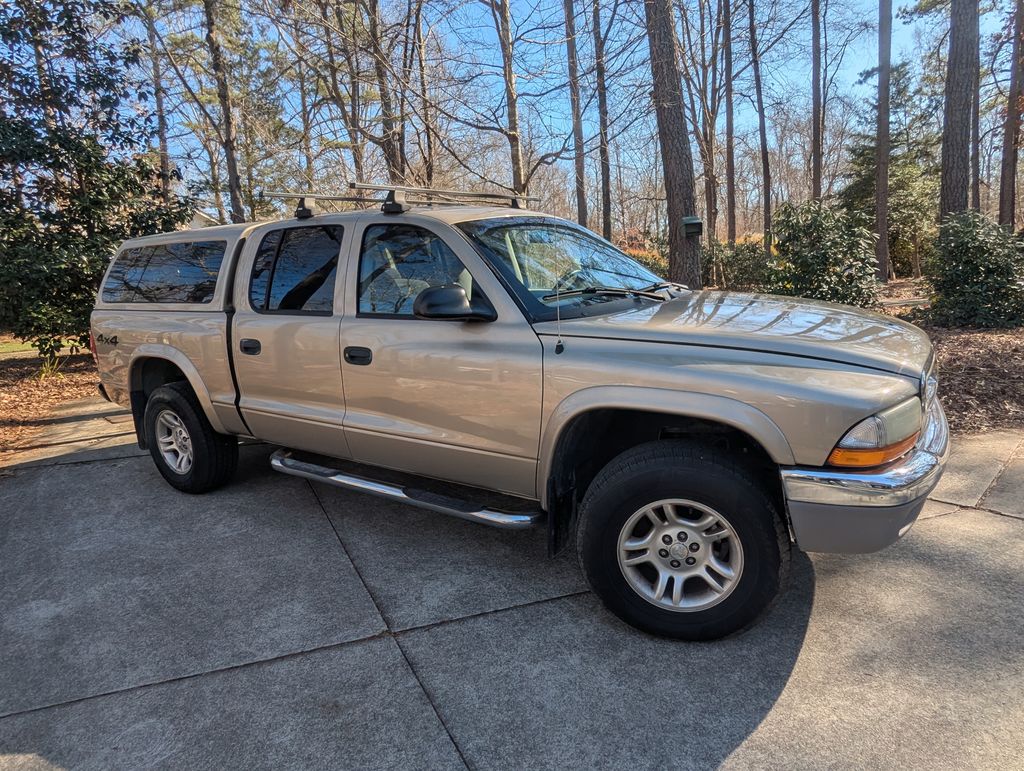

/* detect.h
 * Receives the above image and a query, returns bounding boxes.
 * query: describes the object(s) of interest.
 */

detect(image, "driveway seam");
[0,632,390,722]
[924,497,1024,522]
[307,479,472,770]
[394,589,593,637]
[393,635,473,770]
[0,589,594,723]
[0,450,146,473]
[976,434,1024,513]
[306,480,394,630]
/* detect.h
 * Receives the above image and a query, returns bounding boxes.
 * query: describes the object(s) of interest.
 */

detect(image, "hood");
[535,290,933,378]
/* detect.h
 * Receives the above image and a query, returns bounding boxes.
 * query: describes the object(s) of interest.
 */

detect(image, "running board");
[270,449,543,530]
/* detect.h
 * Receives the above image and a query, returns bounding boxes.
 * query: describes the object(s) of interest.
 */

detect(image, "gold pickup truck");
[90,186,948,640]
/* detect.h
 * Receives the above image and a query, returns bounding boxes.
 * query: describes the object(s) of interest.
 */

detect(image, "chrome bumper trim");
[780,398,949,507]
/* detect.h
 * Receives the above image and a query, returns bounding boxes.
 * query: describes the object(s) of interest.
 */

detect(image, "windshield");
[456,217,664,320]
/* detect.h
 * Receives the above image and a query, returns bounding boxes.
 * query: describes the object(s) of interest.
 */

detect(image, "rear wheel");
[576,441,790,640]
[144,382,238,494]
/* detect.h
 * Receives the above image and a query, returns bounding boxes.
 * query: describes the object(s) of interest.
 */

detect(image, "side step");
[270,449,543,530]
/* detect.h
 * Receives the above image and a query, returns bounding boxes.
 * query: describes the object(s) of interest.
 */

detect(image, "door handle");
[344,346,372,365]
[239,338,261,355]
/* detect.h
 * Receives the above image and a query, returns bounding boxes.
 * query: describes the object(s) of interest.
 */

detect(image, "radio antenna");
[554,265,565,355]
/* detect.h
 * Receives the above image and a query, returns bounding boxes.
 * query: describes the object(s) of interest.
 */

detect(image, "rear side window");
[248,225,343,314]
[101,240,227,304]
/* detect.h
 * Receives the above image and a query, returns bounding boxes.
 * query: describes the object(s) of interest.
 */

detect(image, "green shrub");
[704,240,772,291]
[622,247,668,277]
[767,200,879,307]
[928,211,1024,328]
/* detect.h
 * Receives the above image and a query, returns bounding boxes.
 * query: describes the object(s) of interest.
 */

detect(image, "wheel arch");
[540,387,795,554]
[129,346,226,446]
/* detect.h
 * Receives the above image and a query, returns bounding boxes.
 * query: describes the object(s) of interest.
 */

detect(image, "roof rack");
[349,182,538,214]
[260,191,373,219]
[260,183,539,219]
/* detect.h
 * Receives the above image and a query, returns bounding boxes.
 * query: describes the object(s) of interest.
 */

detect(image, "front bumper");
[780,397,949,553]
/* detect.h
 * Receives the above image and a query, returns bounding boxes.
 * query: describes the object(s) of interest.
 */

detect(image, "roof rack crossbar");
[350,182,539,208]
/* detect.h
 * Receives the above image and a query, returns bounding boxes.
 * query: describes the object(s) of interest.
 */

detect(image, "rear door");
[231,219,355,457]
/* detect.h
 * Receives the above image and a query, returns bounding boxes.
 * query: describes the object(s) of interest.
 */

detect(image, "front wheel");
[143,382,238,494]
[576,441,790,640]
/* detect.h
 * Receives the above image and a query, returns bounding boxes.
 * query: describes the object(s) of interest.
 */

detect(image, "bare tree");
[748,0,772,254]
[876,0,891,280]
[142,6,171,202]
[811,0,822,199]
[1000,0,1024,226]
[365,0,405,182]
[592,0,614,239]
[490,0,526,192]
[940,0,980,218]
[644,0,701,285]
[724,0,736,246]
[202,0,245,223]
[563,0,588,225]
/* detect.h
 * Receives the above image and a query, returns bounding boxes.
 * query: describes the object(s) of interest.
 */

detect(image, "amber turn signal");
[827,432,920,468]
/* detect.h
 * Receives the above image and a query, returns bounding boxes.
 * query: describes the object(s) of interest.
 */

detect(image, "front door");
[339,217,543,499]
[231,221,353,457]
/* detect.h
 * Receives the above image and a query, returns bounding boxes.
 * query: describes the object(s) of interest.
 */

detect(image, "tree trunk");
[876,0,891,281]
[999,0,1024,226]
[748,0,772,255]
[143,8,171,202]
[724,0,736,246]
[295,43,316,184]
[563,0,588,226]
[593,0,613,239]
[811,0,822,200]
[202,0,245,223]
[494,0,526,193]
[204,137,227,224]
[414,0,435,186]
[971,62,981,210]
[939,0,980,218]
[320,2,364,182]
[644,0,701,286]
[366,0,404,182]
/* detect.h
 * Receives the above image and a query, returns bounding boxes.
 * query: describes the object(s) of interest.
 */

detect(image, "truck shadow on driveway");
[0,445,815,769]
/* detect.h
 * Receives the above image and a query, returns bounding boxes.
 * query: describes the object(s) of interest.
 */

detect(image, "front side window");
[357,224,479,316]
[457,217,663,321]
[249,225,343,314]
[101,241,227,304]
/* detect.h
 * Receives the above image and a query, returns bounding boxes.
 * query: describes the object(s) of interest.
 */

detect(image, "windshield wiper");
[542,285,667,302]
[641,281,689,293]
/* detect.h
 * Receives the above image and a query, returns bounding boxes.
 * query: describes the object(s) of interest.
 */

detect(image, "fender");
[129,344,228,436]
[537,385,795,509]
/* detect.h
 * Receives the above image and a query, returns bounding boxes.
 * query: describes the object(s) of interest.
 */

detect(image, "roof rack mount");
[260,191,374,219]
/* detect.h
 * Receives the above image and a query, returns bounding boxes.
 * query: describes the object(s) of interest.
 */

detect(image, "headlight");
[827,397,923,468]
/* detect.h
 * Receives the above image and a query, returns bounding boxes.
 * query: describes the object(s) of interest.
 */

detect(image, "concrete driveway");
[1,397,1022,769]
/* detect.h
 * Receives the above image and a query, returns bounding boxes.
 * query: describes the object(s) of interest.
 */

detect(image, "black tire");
[576,440,790,640]
[143,381,238,494]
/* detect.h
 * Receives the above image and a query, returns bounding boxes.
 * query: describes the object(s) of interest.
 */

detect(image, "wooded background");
[2,0,1023,353]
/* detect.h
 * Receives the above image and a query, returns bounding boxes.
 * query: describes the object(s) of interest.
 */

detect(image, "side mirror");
[413,284,497,322]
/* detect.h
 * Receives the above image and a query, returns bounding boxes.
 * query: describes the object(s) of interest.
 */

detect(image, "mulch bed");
[0,353,99,452]
[874,281,1024,432]
[921,325,1024,433]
